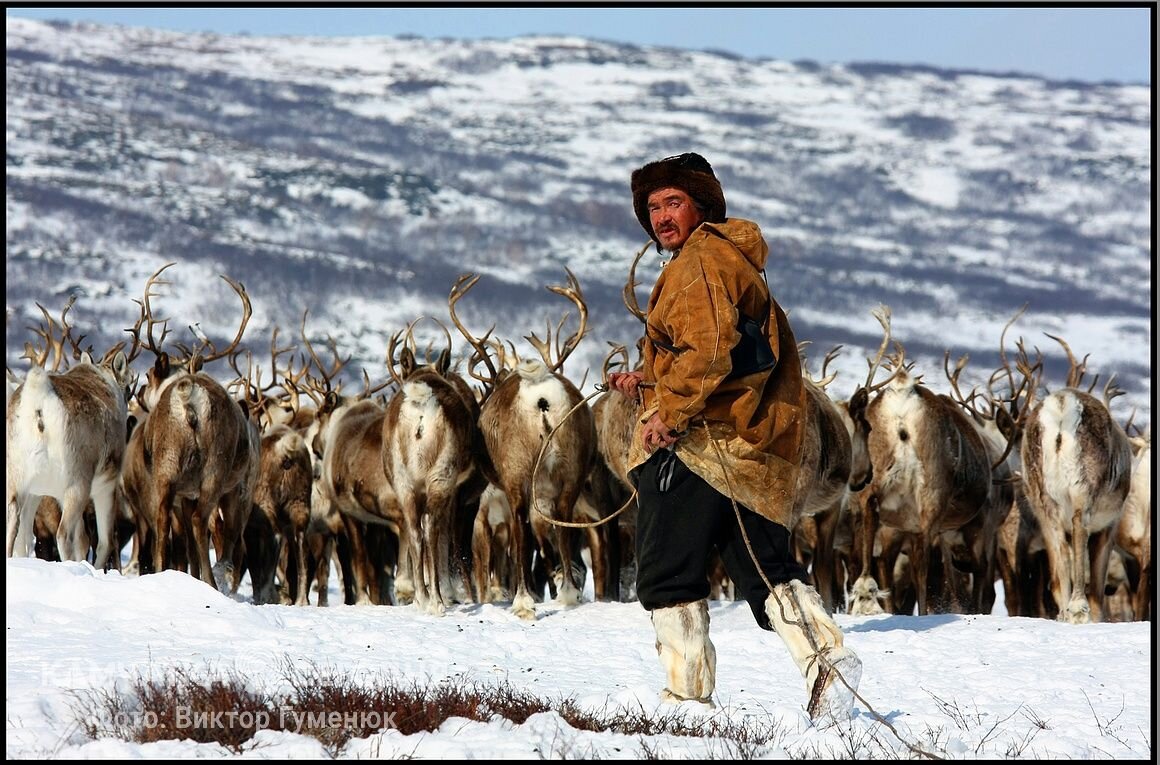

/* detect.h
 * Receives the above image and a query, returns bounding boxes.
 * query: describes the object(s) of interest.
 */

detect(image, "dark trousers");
[634,449,809,630]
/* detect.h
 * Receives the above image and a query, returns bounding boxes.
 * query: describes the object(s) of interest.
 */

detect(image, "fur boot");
[766,579,862,722]
[651,599,717,706]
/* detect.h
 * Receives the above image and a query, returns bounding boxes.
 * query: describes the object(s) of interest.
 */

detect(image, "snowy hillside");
[5,18,1152,420]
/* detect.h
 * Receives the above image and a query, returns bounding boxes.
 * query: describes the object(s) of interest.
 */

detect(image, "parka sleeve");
[652,244,744,432]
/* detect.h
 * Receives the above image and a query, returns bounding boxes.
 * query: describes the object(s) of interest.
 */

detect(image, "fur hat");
[631,152,727,244]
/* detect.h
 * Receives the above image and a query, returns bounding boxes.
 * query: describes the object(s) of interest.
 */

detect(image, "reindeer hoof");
[1064,599,1092,625]
[211,562,234,595]
[123,560,140,577]
[512,592,536,621]
[394,582,415,605]
[555,586,581,607]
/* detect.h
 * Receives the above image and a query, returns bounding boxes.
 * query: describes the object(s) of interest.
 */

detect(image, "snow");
[5,557,1152,759]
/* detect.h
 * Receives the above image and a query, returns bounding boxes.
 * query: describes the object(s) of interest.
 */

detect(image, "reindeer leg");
[8,491,36,558]
[814,505,840,612]
[1087,526,1115,623]
[472,503,493,604]
[313,534,334,607]
[850,491,883,614]
[56,485,91,562]
[292,529,310,606]
[188,497,217,590]
[338,516,372,605]
[399,497,427,611]
[427,486,457,615]
[912,532,931,616]
[1034,498,1069,620]
[507,489,536,621]
[587,525,607,602]
[89,473,118,571]
[212,493,248,595]
[552,484,582,606]
[1064,509,1092,624]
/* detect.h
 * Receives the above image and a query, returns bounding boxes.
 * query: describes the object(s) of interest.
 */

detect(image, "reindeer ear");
[994,404,1017,442]
[323,390,339,414]
[110,350,129,387]
[849,387,869,419]
[155,353,170,379]
[400,347,416,379]
[436,348,451,376]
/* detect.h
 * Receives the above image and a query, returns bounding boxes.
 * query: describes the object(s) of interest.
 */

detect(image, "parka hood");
[692,219,769,272]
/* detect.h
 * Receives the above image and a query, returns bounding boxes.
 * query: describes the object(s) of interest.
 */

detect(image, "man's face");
[647,187,704,251]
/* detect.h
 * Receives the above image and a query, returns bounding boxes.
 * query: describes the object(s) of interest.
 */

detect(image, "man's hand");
[608,370,645,399]
[641,411,680,453]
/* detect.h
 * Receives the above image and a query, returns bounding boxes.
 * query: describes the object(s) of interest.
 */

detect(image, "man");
[608,152,862,721]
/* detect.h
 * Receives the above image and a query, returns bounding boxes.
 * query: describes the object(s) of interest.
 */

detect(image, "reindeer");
[245,423,314,605]
[7,296,131,568]
[451,270,598,620]
[846,306,994,615]
[1020,335,1133,623]
[380,320,484,615]
[788,345,855,613]
[589,341,644,601]
[304,317,408,607]
[951,311,1054,619]
[938,340,1040,616]
[228,330,331,606]
[123,263,258,593]
[1114,425,1151,621]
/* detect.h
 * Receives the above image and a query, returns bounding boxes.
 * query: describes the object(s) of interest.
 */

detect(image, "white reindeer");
[1020,335,1132,624]
[7,298,130,567]
[381,323,482,616]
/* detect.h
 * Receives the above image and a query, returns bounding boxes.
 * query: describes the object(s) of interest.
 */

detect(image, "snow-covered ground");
[5,557,1152,759]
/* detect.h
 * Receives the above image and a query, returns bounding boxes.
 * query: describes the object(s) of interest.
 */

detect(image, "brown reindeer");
[937,343,1041,616]
[1114,427,1151,621]
[7,296,131,568]
[846,306,994,615]
[451,271,597,620]
[1020,335,1133,623]
[228,329,337,606]
[589,341,644,601]
[246,423,314,605]
[126,263,258,593]
[789,346,855,613]
[309,335,407,606]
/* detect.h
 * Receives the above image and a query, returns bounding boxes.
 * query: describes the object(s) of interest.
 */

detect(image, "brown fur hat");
[631,152,727,243]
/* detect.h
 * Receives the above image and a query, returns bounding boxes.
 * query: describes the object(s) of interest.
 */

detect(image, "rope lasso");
[704,423,941,759]
[525,373,938,756]
[529,382,638,530]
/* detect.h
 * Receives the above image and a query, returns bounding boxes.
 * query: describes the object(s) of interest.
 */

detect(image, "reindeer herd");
[6,263,1153,625]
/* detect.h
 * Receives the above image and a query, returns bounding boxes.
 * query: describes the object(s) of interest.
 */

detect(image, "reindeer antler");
[861,305,895,394]
[601,341,630,384]
[124,262,175,365]
[525,268,589,375]
[187,275,252,367]
[448,273,501,393]
[622,240,651,324]
[299,309,349,398]
[943,351,984,419]
[1044,333,1089,389]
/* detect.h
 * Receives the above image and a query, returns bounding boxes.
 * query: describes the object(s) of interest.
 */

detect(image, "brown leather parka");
[627,218,806,526]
